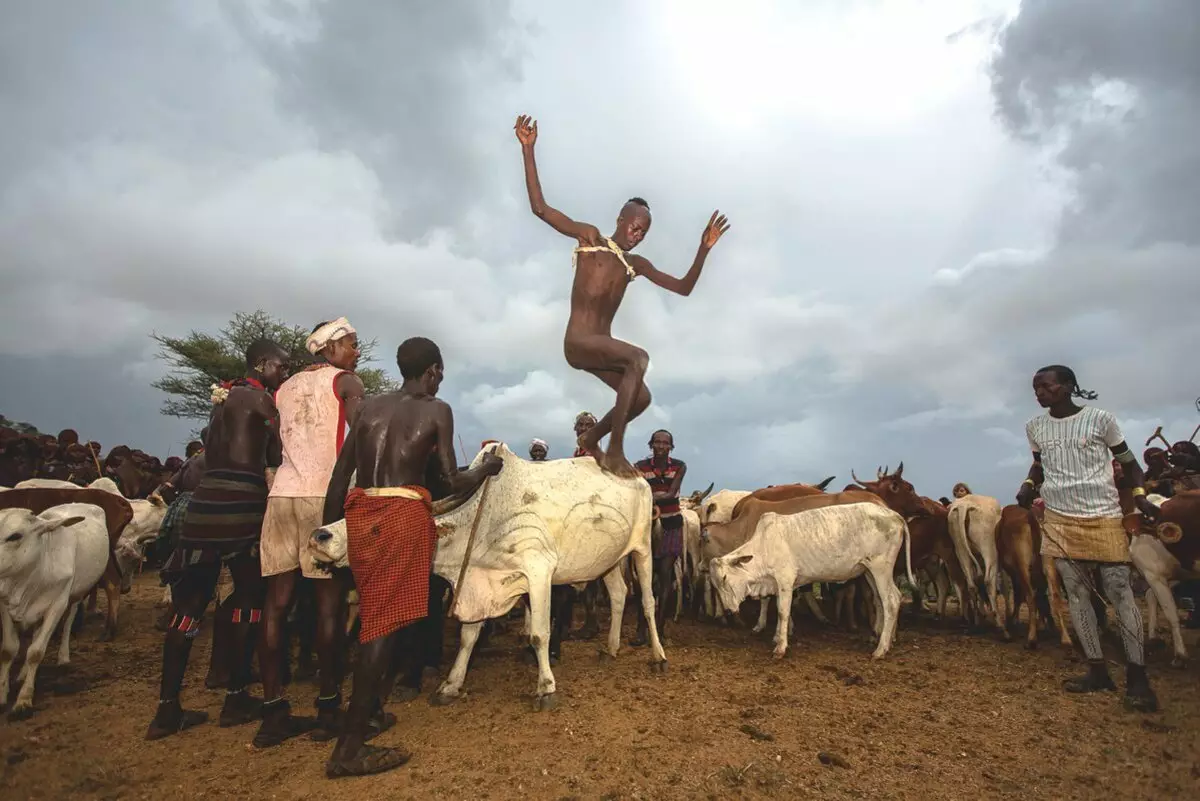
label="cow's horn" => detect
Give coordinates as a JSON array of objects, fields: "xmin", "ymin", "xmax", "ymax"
[
  {"xmin": 895, "ymin": 461, "xmax": 904, "ymax": 477},
  {"xmin": 850, "ymin": 469, "xmax": 867, "ymax": 487},
  {"xmin": 815, "ymin": 476, "xmax": 835, "ymax": 491},
  {"xmin": 1156, "ymin": 521, "xmax": 1183, "ymax": 545},
  {"xmin": 700, "ymin": 481, "xmax": 714, "ymax": 500},
  {"xmin": 1145, "ymin": 425, "xmax": 1164, "ymax": 448}
]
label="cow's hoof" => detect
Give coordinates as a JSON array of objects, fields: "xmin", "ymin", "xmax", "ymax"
[
  {"xmin": 772, "ymin": 650, "xmax": 787, "ymax": 660},
  {"xmin": 549, "ymin": 654, "xmax": 560, "ymax": 667},
  {"xmin": 7, "ymin": 705, "xmax": 35, "ymax": 722},
  {"xmin": 597, "ymin": 650, "xmax": 615, "ymax": 663},
  {"xmin": 430, "ymin": 693, "xmax": 458, "ymax": 707},
  {"xmin": 100, "ymin": 629, "xmax": 117, "ymax": 643},
  {"xmin": 649, "ymin": 660, "xmax": 668, "ymax": 675},
  {"xmin": 1025, "ymin": 640, "xmax": 1038, "ymax": 651},
  {"xmin": 392, "ymin": 686, "xmax": 420, "ymax": 702},
  {"xmin": 1170, "ymin": 657, "xmax": 1188, "ymax": 670},
  {"xmin": 532, "ymin": 693, "xmax": 558, "ymax": 712},
  {"xmin": 999, "ymin": 631, "xmax": 1013, "ymax": 643}
]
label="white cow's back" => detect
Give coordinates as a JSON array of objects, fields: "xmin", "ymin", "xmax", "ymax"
[
  {"xmin": 755, "ymin": 503, "xmax": 905, "ymax": 584},
  {"xmin": 432, "ymin": 444, "xmax": 653, "ymax": 620}
]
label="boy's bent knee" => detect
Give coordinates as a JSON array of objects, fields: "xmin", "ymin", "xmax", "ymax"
[{"xmin": 627, "ymin": 348, "xmax": 650, "ymax": 372}]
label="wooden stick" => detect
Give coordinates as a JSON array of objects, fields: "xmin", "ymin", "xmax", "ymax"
[
  {"xmin": 450, "ymin": 470, "xmax": 495, "ymax": 620},
  {"xmin": 87, "ymin": 443, "xmax": 103, "ymax": 477},
  {"xmin": 1189, "ymin": 422, "xmax": 1200, "ymax": 443}
]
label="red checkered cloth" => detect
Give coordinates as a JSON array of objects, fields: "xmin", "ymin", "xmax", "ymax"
[{"xmin": 344, "ymin": 486, "xmax": 437, "ymax": 643}]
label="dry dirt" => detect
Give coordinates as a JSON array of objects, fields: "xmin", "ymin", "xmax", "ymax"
[{"xmin": 1, "ymin": 576, "xmax": 1198, "ymax": 801}]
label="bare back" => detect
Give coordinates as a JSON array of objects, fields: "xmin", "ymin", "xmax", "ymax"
[
  {"xmin": 348, "ymin": 391, "xmax": 448, "ymax": 490},
  {"xmin": 203, "ymin": 386, "xmax": 277, "ymax": 473}
]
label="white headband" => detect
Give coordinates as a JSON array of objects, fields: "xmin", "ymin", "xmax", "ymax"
[
  {"xmin": 306, "ymin": 317, "xmax": 356, "ymax": 355},
  {"xmin": 530, "ymin": 438, "xmax": 548, "ymax": 450}
]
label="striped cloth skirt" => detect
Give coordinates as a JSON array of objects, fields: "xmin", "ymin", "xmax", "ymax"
[{"xmin": 161, "ymin": 469, "xmax": 268, "ymax": 581}]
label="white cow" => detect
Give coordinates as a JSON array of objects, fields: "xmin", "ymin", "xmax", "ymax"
[
  {"xmin": 709, "ymin": 502, "xmax": 914, "ymax": 660},
  {"xmin": 310, "ymin": 443, "xmax": 667, "ymax": 710},
  {"xmin": 946, "ymin": 494, "xmax": 1003, "ymax": 627},
  {"xmin": 696, "ymin": 488, "xmax": 750, "ymax": 527},
  {"xmin": 1132, "ymin": 494, "xmax": 1192, "ymax": 668},
  {"xmin": 112, "ymin": 499, "xmax": 167, "ymax": 591},
  {"xmin": 7, "ymin": 479, "xmax": 164, "ymax": 635},
  {"xmin": 15, "ymin": 477, "xmax": 121, "ymax": 495},
  {"xmin": 0, "ymin": 504, "xmax": 110, "ymax": 717},
  {"xmin": 12, "ymin": 477, "xmax": 163, "ymax": 585}
]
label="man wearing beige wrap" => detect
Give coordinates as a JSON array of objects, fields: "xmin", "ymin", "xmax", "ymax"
[
  {"xmin": 255, "ymin": 318, "xmax": 367, "ymax": 747},
  {"xmin": 1016, "ymin": 364, "xmax": 1158, "ymax": 712}
]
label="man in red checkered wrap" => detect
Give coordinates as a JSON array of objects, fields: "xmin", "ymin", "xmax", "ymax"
[
  {"xmin": 321, "ymin": 336, "xmax": 502, "ymax": 779},
  {"xmin": 343, "ymin": 485, "xmax": 436, "ymax": 642}
]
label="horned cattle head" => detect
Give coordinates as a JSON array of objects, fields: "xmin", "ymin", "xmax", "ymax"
[
  {"xmin": 681, "ymin": 482, "xmax": 715, "ymax": 511},
  {"xmin": 850, "ymin": 461, "xmax": 923, "ymax": 517}
]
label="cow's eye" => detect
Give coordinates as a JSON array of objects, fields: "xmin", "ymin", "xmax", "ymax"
[{"xmin": 4, "ymin": 533, "xmax": 22, "ymax": 543}]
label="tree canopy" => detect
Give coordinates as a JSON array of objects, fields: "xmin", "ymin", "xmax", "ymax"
[{"xmin": 152, "ymin": 310, "xmax": 398, "ymax": 421}]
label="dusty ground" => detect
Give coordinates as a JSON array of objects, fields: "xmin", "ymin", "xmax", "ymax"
[{"xmin": 1, "ymin": 576, "xmax": 1198, "ymax": 801}]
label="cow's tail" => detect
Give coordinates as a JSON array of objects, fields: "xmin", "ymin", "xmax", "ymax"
[
  {"xmin": 901, "ymin": 517, "xmax": 916, "ymax": 589},
  {"xmin": 947, "ymin": 504, "xmax": 984, "ymax": 585}
]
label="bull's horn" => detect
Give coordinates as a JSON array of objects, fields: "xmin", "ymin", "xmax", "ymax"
[
  {"xmin": 1145, "ymin": 425, "xmax": 1164, "ymax": 448},
  {"xmin": 699, "ymin": 482, "xmax": 714, "ymax": 501},
  {"xmin": 815, "ymin": 476, "xmax": 835, "ymax": 491},
  {"xmin": 895, "ymin": 461, "xmax": 904, "ymax": 478},
  {"xmin": 878, "ymin": 465, "xmax": 888, "ymax": 479},
  {"xmin": 850, "ymin": 469, "xmax": 867, "ymax": 487},
  {"xmin": 1156, "ymin": 521, "xmax": 1183, "ymax": 545}
]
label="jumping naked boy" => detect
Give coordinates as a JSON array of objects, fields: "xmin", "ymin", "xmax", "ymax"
[{"xmin": 515, "ymin": 114, "xmax": 730, "ymax": 478}]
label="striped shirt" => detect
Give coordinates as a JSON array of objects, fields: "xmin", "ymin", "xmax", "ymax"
[
  {"xmin": 636, "ymin": 456, "xmax": 685, "ymax": 519},
  {"xmin": 1025, "ymin": 406, "xmax": 1124, "ymax": 519}
]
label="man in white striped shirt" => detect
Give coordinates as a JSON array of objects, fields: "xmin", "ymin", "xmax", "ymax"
[{"xmin": 1016, "ymin": 365, "xmax": 1158, "ymax": 712}]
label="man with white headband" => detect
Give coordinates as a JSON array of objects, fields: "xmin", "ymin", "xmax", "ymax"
[
  {"xmin": 529, "ymin": 438, "xmax": 549, "ymax": 461},
  {"xmin": 255, "ymin": 317, "xmax": 367, "ymax": 747}
]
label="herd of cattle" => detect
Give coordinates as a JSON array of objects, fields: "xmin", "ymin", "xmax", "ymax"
[{"xmin": 1, "ymin": 439, "xmax": 1198, "ymax": 718}]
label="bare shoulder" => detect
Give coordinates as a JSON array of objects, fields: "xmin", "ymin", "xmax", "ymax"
[
  {"xmin": 426, "ymin": 396, "xmax": 452, "ymax": 416},
  {"xmin": 336, "ymin": 371, "xmax": 366, "ymax": 394}
]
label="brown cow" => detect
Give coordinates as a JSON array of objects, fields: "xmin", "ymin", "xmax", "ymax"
[
  {"xmin": 850, "ymin": 465, "xmax": 980, "ymax": 625},
  {"xmin": 993, "ymin": 505, "xmax": 1054, "ymax": 648},
  {"xmin": 1143, "ymin": 489, "xmax": 1200, "ymax": 573},
  {"xmin": 0, "ymin": 488, "xmax": 132, "ymax": 640},
  {"xmin": 728, "ymin": 477, "xmax": 836, "ymax": 520}
]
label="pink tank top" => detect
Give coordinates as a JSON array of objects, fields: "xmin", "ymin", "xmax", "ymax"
[{"xmin": 269, "ymin": 365, "xmax": 350, "ymax": 498}]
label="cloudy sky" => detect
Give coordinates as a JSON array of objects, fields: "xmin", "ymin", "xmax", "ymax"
[{"xmin": 2, "ymin": 0, "xmax": 1197, "ymax": 500}]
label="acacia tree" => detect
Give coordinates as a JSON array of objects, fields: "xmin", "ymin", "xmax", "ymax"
[{"xmin": 152, "ymin": 310, "xmax": 398, "ymax": 421}]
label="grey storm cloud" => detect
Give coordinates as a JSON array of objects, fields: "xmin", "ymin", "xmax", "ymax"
[{"xmin": 1, "ymin": 0, "xmax": 1197, "ymax": 504}]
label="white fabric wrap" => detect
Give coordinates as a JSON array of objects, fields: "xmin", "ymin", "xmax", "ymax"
[{"xmin": 305, "ymin": 317, "xmax": 356, "ymax": 355}]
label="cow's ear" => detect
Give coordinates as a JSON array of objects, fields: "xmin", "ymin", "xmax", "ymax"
[
  {"xmin": 733, "ymin": 554, "xmax": 754, "ymax": 566},
  {"xmin": 38, "ymin": 515, "xmax": 86, "ymax": 535}
]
